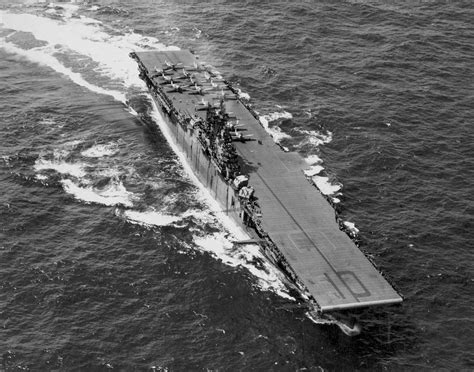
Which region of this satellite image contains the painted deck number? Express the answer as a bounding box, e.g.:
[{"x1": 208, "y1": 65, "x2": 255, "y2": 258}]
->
[
  {"x1": 289, "y1": 232, "x2": 372, "y2": 300},
  {"x1": 338, "y1": 271, "x2": 371, "y2": 299},
  {"x1": 325, "y1": 271, "x2": 371, "y2": 300}
]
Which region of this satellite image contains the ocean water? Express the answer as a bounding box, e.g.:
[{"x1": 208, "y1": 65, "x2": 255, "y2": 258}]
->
[{"x1": 1, "y1": 1, "x2": 473, "y2": 370}]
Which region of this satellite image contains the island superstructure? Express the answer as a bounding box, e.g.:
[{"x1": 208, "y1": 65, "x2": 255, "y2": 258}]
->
[{"x1": 130, "y1": 50, "x2": 402, "y2": 312}]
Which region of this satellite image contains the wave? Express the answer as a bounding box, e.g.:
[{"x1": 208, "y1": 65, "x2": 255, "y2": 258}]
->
[
  {"x1": 35, "y1": 174, "x2": 49, "y2": 182},
  {"x1": 236, "y1": 88, "x2": 251, "y2": 101},
  {"x1": 343, "y1": 221, "x2": 359, "y2": 236},
  {"x1": 305, "y1": 310, "x2": 362, "y2": 337},
  {"x1": 3, "y1": 5, "x2": 345, "y2": 313},
  {"x1": 147, "y1": 99, "x2": 295, "y2": 300},
  {"x1": 304, "y1": 165, "x2": 324, "y2": 177},
  {"x1": 0, "y1": 40, "x2": 127, "y2": 103},
  {"x1": 116, "y1": 207, "x2": 213, "y2": 229},
  {"x1": 34, "y1": 158, "x2": 87, "y2": 179},
  {"x1": 94, "y1": 167, "x2": 124, "y2": 179},
  {"x1": 193, "y1": 233, "x2": 294, "y2": 301},
  {"x1": 38, "y1": 117, "x2": 57, "y2": 126},
  {"x1": 304, "y1": 155, "x2": 342, "y2": 199},
  {"x1": 304, "y1": 154, "x2": 323, "y2": 165},
  {"x1": 294, "y1": 128, "x2": 333, "y2": 147},
  {"x1": 81, "y1": 142, "x2": 119, "y2": 158},
  {"x1": 117, "y1": 208, "x2": 183, "y2": 227},
  {"x1": 61, "y1": 178, "x2": 136, "y2": 207},
  {"x1": 34, "y1": 143, "x2": 136, "y2": 208},
  {"x1": 0, "y1": 9, "x2": 178, "y2": 106},
  {"x1": 44, "y1": 3, "x2": 80, "y2": 19},
  {"x1": 311, "y1": 175, "x2": 342, "y2": 196},
  {"x1": 258, "y1": 111, "x2": 293, "y2": 144},
  {"x1": 94, "y1": 5, "x2": 130, "y2": 17}
]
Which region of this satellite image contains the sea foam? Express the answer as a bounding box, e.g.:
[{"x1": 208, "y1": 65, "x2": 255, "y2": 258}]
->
[
  {"x1": 3, "y1": 7, "x2": 323, "y2": 304},
  {"x1": 193, "y1": 233, "x2": 295, "y2": 300},
  {"x1": 0, "y1": 9, "x2": 177, "y2": 104},
  {"x1": 148, "y1": 100, "x2": 294, "y2": 300},
  {"x1": 258, "y1": 111, "x2": 293, "y2": 144},
  {"x1": 312, "y1": 176, "x2": 342, "y2": 195},
  {"x1": 119, "y1": 209, "x2": 183, "y2": 227},
  {"x1": 343, "y1": 221, "x2": 359, "y2": 235},
  {"x1": 61, "y1": 178, "x2": 135, "y2": 207},
  {"x1": 81, "y1": 142, "x2": 119, "y2": 158},
  {"x1": 295, "y1": 128, "x2": 333, "y2": 147},
  {"x1": 34, "y1": 158, "x2": 87, "y2": 179}
]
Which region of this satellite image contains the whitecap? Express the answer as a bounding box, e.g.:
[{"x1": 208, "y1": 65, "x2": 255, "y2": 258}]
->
[
  {"x1": 35, "y1": 174, "x2": 48, "y2": 181},
  {"x1": 34, "y1": 158, "x2": 87, "y2": 179},
  {"x1": 95, "y1": 167, "x2": 123, "y2": 178},
  {"x1": 304, "y1": 154, "x2": 325, "y2": 177},
  {"x1": 0, "y1": 40, "x2": 127, "y2": 103},
  {"x1": 148, "y1": 100, "x2": 294, "y2": 300},
  {"x1": 312, "y1": 176, "x2": 342, "y2": 195},
  {"x1": 38, "y1": 118, "x2": 56, "y2": 125},
  {"x1": 59, "y1": 140, "x2": 83, "y2": 149},
  {"x1": 0, "y1": 10, "x2": 178, "y2": 105},
  {"x1": 61, "y1": 178, "x2": 135, "y2": 207},
  {"x1": 52, "y1": 149, "x2": 70, "y2": 159},
  {"x1": 259, "y1": 110, "x2": 293, "y2": 123},
  {"x1": 119, "y1": 209, "x2": 182, "y2": 227},
  {"x1": 304, "y1": 165, "x2": 324, "y2": 177},
  {"x1": 81, "y1": 143, "x2": 119, "y2": 158},
  {"x1": 304, "y1": 154, "x2": 323, "y2": 165},
  {"x1": 259, "y1": 111, "x2": 292, "y2": 143},
  {"x1": 193, "y1": 233, "x2": 295, "y2": 301},
  {"x1": 46, "y1": 3, "x2": 80, "y2": 19},
  {"x1": 118, "y1": 207, "x2": 211, "y2": 228},
  {"x1": 305, "y1": 311, "x2": 361, "y2": 336},
  {"x1": 343, "y1": 221, "x2": 359, "y2": 235},
  {"x1": 295, "y1": 128, "x2": 333, "y2": 147},
  {"x1": 237, "y1": 89, "x2": 251, "y2": 101}
]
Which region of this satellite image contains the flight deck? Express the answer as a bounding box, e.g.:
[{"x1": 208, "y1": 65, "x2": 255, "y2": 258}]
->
[{"x1": 131, "y1": 50, "x2": 402, "y2": 311}]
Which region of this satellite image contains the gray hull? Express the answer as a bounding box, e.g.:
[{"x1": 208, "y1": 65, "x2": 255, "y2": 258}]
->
[{"x1": 131, "y1": 50, "x2": 402, "y2": 312}]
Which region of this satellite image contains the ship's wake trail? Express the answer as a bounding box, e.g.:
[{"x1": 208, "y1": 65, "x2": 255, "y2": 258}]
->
[
  {"x1": 0, "y1": 7, "x2": 177, "y2": 113},
  {"x1": 2, "y1": 4, "x2": 358, "y2": 334}
]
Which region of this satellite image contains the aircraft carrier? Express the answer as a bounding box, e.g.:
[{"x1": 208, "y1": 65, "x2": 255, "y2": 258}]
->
[{"x1": 130, "y1": 50, "x2": 402, "y2": 313}]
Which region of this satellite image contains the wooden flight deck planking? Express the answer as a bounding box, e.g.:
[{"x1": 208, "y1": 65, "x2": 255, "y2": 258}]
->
[{"x1": 133, "y1": 50, "x2": 402, "y2": 311}]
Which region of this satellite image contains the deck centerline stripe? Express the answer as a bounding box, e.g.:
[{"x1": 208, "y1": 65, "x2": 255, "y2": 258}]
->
[{"x1": 254, "y1": 170, "x2": 359, "y2": 303}]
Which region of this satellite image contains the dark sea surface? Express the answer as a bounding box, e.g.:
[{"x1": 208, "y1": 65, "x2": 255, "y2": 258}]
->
[{"x1": 1, "y1": 0, "x2": 473, "y2": 370}]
